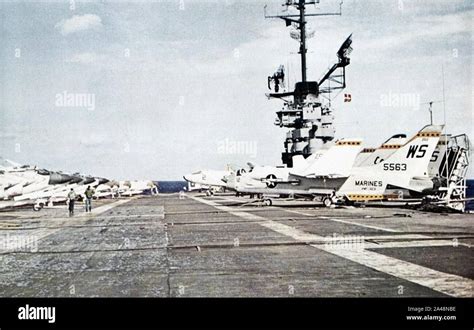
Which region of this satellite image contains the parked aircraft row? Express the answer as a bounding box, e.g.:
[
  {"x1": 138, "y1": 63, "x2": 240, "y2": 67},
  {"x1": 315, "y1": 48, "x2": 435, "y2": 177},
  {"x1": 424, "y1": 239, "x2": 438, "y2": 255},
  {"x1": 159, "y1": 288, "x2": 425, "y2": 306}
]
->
[
  {"x1": 184, "y1": 125, "x2": 456, "y2": 207},
  {"x1": 0, "y1": 159, "x2": 158, "y2": 211}
]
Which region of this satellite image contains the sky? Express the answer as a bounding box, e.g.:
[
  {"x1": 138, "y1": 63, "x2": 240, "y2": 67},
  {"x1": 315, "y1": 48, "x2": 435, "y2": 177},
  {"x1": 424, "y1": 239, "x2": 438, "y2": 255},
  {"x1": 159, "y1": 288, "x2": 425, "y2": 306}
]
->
[{"x1": 0, "y1": 0, "x2": 472, "y2": 180}]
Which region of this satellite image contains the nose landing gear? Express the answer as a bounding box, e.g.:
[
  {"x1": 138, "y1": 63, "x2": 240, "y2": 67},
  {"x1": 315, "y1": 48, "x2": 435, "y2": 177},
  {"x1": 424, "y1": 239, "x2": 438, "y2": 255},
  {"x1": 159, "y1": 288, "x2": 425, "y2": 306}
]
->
[{"x1": 322, "y1": 196, "x2": 332, "y2": 207}]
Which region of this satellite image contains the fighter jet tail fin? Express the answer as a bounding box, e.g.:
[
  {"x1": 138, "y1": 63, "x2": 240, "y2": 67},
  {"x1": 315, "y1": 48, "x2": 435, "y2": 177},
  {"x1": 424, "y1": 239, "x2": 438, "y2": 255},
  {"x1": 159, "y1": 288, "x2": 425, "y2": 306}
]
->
[
  {"x1": 376, "y1": 125, "x2": 443, "y2": 178},
  {"x1": 356, "y1": 134, "x2": 407, "y2": 167},
  {"x1": 292, "y1": 155, "x2": 308, "y2": 172},
  {"x1": 301, "y1": 139, "x2": 363, "y2": 177}
]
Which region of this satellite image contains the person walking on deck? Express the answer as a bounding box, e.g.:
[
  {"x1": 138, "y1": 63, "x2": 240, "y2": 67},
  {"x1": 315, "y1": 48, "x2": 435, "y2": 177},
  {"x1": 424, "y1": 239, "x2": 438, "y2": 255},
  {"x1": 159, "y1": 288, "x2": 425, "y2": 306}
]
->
[
  {"x1": 67, "y1": 188, "x2": 76, "y2": 216},
  {"x1": 84, "y1": 186, "x2": 95, "y2": 212}
]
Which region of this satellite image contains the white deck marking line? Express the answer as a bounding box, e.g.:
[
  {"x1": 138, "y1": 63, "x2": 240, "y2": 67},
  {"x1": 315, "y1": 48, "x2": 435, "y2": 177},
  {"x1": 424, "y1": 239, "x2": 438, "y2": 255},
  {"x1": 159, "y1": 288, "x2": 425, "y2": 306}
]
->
[
  {"x1": 213, "y1": 195, "x2": 402, "y2": 233},
  {"x1": 367, "y1": 240, "x2": 462, "y2": 249},
  {"x1": 275, "y1": 209, "x2": 402, "y2": 233},
  {"x1": 315, "y1": 245, "x2": 473, "y2": 297},
  {"x1": 203, "y1": 196, "x2": 472, "y2": 247},
  {"x1": 189, "y1": 195, "x2": 474, "y2": 297},
  {"x1": 0, "y1": 213, "x2": 164, "y2": 224},
  {"x1": 284, "y1": 209, "x2": 472, "y2": 248},
  {"x1": 0, "y1": 198, "x2": 137, "y2": 254}
]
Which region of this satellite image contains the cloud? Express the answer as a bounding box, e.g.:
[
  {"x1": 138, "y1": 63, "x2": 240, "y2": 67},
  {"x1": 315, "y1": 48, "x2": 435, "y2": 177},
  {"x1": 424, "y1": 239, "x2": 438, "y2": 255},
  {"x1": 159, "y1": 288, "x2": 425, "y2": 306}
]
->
[
  {"x1": 55, "y1": 14, "x2": 103, "y2": 36},
  {"x1": 66, "y1": 52, "x2": 99, "y2": 64},
  {"x1": 361, "y1": 10, "x2": 472, "y2": 51},
  {"x1": 0, "y1": 132, "x2": 16, "y2": 140},
  {"x1": 79, "y1": 133, "x2": 109, "y2": 147}
]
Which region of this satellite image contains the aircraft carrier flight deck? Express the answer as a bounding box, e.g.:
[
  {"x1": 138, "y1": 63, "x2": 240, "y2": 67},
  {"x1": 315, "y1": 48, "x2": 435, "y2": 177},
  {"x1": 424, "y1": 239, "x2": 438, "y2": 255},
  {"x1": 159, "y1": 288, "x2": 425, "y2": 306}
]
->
[{"x1": 1, "y1": 193, "x2": 472, "y2": 298}]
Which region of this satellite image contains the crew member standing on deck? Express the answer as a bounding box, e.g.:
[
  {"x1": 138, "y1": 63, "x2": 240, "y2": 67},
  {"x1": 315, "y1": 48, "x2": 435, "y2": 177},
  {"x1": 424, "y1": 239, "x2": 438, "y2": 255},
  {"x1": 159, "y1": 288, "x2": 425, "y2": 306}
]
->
[
  {"x1": 84, "y1": 186, "x2": 95, "y2": 212},
  {"x1": 67, "y1": 188, "x2": 76, "y2": 216}
]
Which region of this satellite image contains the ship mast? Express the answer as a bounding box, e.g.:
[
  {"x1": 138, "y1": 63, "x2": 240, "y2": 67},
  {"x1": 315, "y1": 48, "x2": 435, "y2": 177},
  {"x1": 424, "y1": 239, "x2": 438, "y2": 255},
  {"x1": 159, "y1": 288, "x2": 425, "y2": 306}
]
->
[
  {"x1": 265, "y1": 0, "x2": 343, "y2": 86},
  {"x1": 299, "y1": 1, "x2": 307, "y2": 83},
  {"x1": 264, "y1": 1, "x2": 350, "y2": 167}
]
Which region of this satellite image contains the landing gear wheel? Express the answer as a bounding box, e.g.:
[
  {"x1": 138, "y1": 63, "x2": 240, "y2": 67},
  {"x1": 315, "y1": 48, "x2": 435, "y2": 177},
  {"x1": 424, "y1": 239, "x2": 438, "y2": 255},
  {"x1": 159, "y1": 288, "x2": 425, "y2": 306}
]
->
[
  {"x1": 263, "y1": 199, "x2": 272, "y2": 206},
  {"x1": 323, "y1": 197, "x2": 332, "y2": 208},
  {"x1": 205, "y1": 190, "x2": 212, "y2": 196},
  {"x1": 33, "y1": 205, "x2": 42, "y2": 211}
]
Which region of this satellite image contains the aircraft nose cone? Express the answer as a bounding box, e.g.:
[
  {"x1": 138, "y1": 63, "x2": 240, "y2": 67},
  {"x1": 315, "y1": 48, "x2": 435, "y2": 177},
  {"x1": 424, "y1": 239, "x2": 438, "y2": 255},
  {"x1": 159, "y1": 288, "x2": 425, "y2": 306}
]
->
[
  {"x1": 96, "y1": 178, "x2": 109, "y2": 185},
  {"x1": 49, "y1": 173, "x2": 73, "y2": 184},
  {"x1": 37, "y1": 169, "x2": 50, "y2": 176},
  {"x1": 80, "y1": 177, "x2": 95, "y2": 185},
  {"x1": 70, "y1": 176, "x2": 82, "y2": 184}
]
